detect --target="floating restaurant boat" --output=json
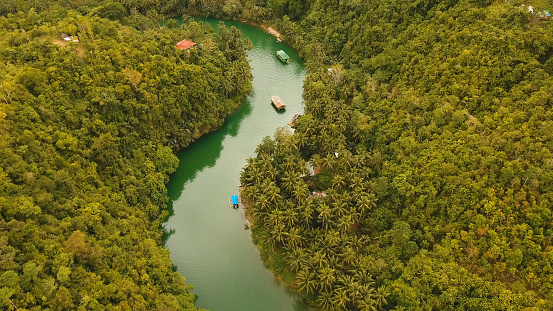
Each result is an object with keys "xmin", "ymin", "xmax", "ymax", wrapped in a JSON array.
[
  {"xmin": 230, "ymin": 195, "xmax": 239, "ymax": 209},
  {"xmin": 276, "ymin": 50, "xmax": 290, "ymax": 63},
  {"xmin": 271, "ymin": 95, "xmax": 286, "ymax": 110}
]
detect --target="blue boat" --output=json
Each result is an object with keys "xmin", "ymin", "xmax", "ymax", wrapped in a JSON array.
[{"xmin": 231, "ymin": 195, "xmax": 239, "ymax": 209}]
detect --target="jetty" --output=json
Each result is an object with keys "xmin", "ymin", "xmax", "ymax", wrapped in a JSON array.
[
  {"xmin": 271, "ymin": 95, "xmax": 286, "ymax": 110},
  {"xmin": 288, "ymin": 113, "xmax": 300, "ymax": 126}
]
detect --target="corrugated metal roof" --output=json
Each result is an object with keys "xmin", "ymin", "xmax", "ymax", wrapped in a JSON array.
[{"xmin": 176, "ymin": 39, "xmax": 197, "ymax": 50}]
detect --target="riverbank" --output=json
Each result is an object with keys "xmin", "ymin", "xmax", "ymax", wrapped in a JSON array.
[
  {"xmin": 242, "ymin": 200, "xmax": 297, "ymax": 284},
  {"xmin": 165, "ymin": 17, "xmax": 308, "ymax": 311},
  {"xmin": 240, "ymin": 189, "xmax": 299, "ymax": 287},
  {"xmin": 240, "ymin": 20, "xmax": 283, "ymax": 40}
]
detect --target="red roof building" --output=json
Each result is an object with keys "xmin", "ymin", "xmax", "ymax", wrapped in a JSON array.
[{"xmin": 176, "ymin": 39, "xmax": 197, "ymax": 50}]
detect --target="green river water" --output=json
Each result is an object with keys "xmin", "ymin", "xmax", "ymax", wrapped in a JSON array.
[{"xmin": 164, "ymin": 18, "xmax": 310, "ymax": 311}]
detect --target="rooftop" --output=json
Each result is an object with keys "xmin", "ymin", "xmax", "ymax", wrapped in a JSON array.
[{"xmin": 176, "ymin": 39, "xmax": 197, "ymax": 50}]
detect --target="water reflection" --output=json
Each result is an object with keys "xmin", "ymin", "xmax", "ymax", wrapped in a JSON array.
[{"xmin": 166, "ymin": 98, "xmax": 252, "ymax": 203}]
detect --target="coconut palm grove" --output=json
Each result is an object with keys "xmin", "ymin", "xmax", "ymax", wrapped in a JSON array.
[{"xmin": 1, "ymin": 0, "xmax": 553, "ymax": 310}]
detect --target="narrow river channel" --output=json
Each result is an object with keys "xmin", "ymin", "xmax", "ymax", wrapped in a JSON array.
[{"xmin": 164, "ymin": 18, "xmax": 309, "ymax": 311}]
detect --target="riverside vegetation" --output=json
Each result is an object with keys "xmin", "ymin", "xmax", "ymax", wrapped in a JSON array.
[
  {"xmin": 3, "ymin": 0, "xmax": 553, "ymax": 310},
  {"xmin": 0, "ymin": 3, "xmax": 252, "ymax": 310},
  {"xmin": 225, "ymin": 0, "xmax": 553, "ymax": 310}
]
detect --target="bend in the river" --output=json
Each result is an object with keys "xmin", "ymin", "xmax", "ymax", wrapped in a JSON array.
[{"xmin": 164, "ymin": 18, "xmax": 309, "ymax": 311}]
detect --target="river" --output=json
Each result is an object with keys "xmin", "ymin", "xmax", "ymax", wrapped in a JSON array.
[{"xmin": 163, "ymin": 18, "xmax": 309, "ymax": 311}]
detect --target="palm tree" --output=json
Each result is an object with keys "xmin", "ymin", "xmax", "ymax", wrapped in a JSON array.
[
  {"xmin": 317, "ymin": 203, "xmax": 332, "ymax": 230},
  {"xmin": 287, "ymin": 248, "xmax": 306, "ymax": 273},
  {"xmin": 358, "ymin": 193, "xmax": 376, "ymax": 214},
  {"xmin": 268, "ymin": 210, "xmax": 285, "ymax": 227},
  {"xmin": 341, "ymin": 245, "xmax": 357, "ymax": 267},
  {"xmin": 262, "ymin": 180, "xmax": 282, "ymax": 204},
  {"xmin": 316, "ymin": 291, "xmax": 333, "ymax": 310},
  {"xmin": 335, "ymin": 114, "xmax": 348, "ymax": 133},
  {"xmin": 271, "ymin": 223, "xmax": 288, "ymax": 245},
  {"xmin": 325, "ymin": 230, "xmax": 340, "ymax": 247},
  {"xmin": 333, "ymin": 200, "xmax": 349, "ymax": 218},
  {"xmin": 357, "ymin": 298, "xmax": 378, "ymax": 311},
  {"xmin": 354, "ymin": 268, "xmax": 375, "ymax": 288},
  {"xmin": 256, "ymin": 194, "xmax": 271, "ymax": 213},
  {"xmin": 337, "ymin": 215, "xmax": 353, "ymax": 234},
  {"xmin": 332, "ymin": 173, "xmax": 346, "ymax": 190},
  {"xmin": 331, "ymin": 287, "xmax": 350, "ymax": 310},
  {"xmin": 356, "ymin": 193, "xmax": 376, "ymax": 228},
  {"xmin": 280, "ymin": 171, "xmax": 297, "ymax": 193},
  {"xmin": 241, "ymin": 185, "xmax": 260, "ymax": 203},
  {"xmin": 292, "ymin": 182, "xmax": 309, "ymax": 204},
  {"xmin": 375, "ymin": 286, "xmax": 389, "ymax": 309},
  {"xmin": 311, "ymin": 251, "xmax": 327, "ymax": 270},
  {"xmin": 352, "ymin": 152, "xmax": 367, "ymax": 169},
  {"xmin": 259, "ymin": 154, "xmax": 277, "ymax": 179},
  {"xmin": 256, "ymin": 228, "xmax": 276, "ymax": 251},
  {"xmin": 249, "ymin": 165, "xmax": 263, "ymax": 185},
  {"xmin": 322, "ymin": 152, "xmax": 336, "ymax": 170},
  {"xmin": 287, "ymin": 227, "xmax": 303, "ymax": 250},
  {"xmin": 340, "ymin": 275, "xmax": 364, "ymax": 304},
  {"xmin": 310, "ymin": 154, "xmax": 323, "ymax": 172},
  {"xmin": 295, "ymin": 132, "xmax": 308, "ymax": 149},
  {"xmin": 319, "ymin": 266, "xmax": 336, "ymax": 290},
  {"xmin": 283, "ymin": 208, "xmax": 298, "ymax": 228},
  {"xmin": 295, "ymin": 269, "xmax": 317, "ymax": 295},
  {"xmin": 317, "ymin": 234, "xmax": 336, "ymax": 258},
  {"xmin": 300, "ymin": 202, "xmax": 314, "ymax": 227}
]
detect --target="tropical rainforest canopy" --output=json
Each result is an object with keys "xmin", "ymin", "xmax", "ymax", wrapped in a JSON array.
[
  {"xmin": 0, "ymin": 2, "xmax": 251, "ymax": 310},
  {"xmin": 2, "ymin": 0, "xmax": 553, "ymax": 310},
  {"xmin": 231, "ymin": 0, "xmax": 553, "ymax": 310}
]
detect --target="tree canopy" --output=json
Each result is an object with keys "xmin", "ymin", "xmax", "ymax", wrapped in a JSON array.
[
  {"xmin": 234, "ymin": 0, "xmax": 553, "ymax": 310},
  {"xmin": 0, "ymin": 5, "xmax": 251, "ymax": 310}
]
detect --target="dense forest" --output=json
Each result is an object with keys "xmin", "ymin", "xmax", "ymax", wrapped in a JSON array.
[
  {"xmin": 3, "ymin": 0, "xmax": 553, "ymax": 310},
  {"xmin": 0, "ymin": 3, "xmax": 252, "ymax": 310},
  {"xmin": 228, "ymin": 0, "xmax": 553, "ymax": 310}
]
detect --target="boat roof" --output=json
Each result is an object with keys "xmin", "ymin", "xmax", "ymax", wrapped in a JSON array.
[{"xmin": 277, "ymin": 50, "xmax": 290, "ymax": 59}]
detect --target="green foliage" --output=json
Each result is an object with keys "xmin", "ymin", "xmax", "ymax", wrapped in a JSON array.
[
  {"xmin": 237, "ymin": 0, "xmax": 553, "ymax": 310},
  {"xmin": 0, "ymin": 6, "xmax": 252, "ymax": 311},
  {"xmin": 92, "ymin": 1, "xmax": 128, "ymax": 21}
]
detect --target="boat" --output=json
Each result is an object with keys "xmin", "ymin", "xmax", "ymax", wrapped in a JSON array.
[
  {"xmin": 230, "ymin": 195, "xmax": 239, "ymax": 209},
  {"xmin": 271, "ymin": 95, "xmax": 286, "ymax": 110},
  {"xmin": 288, "ymin": 113, "xmax": 300, "ymax": 126},
  {"xmin": 276, "ymin": 50, "xmax": 290, "ymax": 63}
]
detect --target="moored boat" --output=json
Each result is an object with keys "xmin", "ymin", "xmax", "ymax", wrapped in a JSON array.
[
  {"xmin": 276, "ymin": 50, "xmax": 290, "ymax": 63},
  {"xmin": 271, "ymin": 95, "xmax": 286, "ymax": 110},
  {"xmin": 231, "ymin": 195, "xmax": 239, "ymax": 209}
]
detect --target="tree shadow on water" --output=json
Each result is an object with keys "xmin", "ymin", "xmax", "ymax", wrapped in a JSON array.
[
  {"xmin": 162, "ymin": 227, "xmax": 176, "ymax": 246},
  {"xmin": 162, "ymin": 98, "xmax": 253, "ymax": 240},
  {"xmin": 167, "ymin": 99, "xmax": 252, "ymax": 200}
]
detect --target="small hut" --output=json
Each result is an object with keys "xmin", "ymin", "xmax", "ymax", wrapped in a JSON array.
[
  {"xmin": 176, "ymin": 39, "xmax": 197, "ymax": 50},
  {"xmin": 61, "ymin": 33, "xmax": 79, "ymax": 42}
]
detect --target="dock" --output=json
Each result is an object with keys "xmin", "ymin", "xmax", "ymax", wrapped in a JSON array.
[
  {"xmin": 271, "ymin": 95, "xmax": 286, "ymax": 110},
  {"xmin": 288, "ymin": 113, "xmax": 300, "ymax": 126}
]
